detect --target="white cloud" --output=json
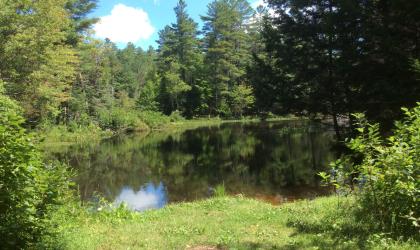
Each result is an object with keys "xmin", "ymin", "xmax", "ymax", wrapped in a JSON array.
[{"xmin": 94, "ymin": 4, "xmax": 155, "ymax": 44}]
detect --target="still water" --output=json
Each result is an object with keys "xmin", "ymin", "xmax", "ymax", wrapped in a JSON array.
[{"xmin": 47, "ymin": 120, "xmax": 336, "ymax": 211}]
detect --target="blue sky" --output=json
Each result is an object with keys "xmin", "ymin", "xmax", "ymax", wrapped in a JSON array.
[{"xmin": 91, "ymin": 0, "xmax": 265, "ymax": 49}]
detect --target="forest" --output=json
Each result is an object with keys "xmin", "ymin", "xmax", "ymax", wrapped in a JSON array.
[
  {"xmin": 0, "ymin": 0, "xmax": 419, "ymax": 249},
  {"xmin": 1, "ymin": 0, "xmax": 417, "ymax": 137}
]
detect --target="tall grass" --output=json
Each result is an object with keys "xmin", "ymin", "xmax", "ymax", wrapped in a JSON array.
[{"xmin": 214, "ymin": 183, "xmax": 226, "ymax": 197}]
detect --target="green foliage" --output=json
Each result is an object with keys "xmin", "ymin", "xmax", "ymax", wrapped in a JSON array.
[
  {"xmin": 65, "ymin": 36, "xmax": 160, "ymax": 136},
  {"xmin": 138, "ymin": 111, "xmax": 171, "ymax": 129},
  {"xmin": 160, "ymin": 60, "xmax": 192, "ymax": 111},
  {"xmin": 41, "ymin": 123, "xmax": 110, "ymax": 145},
  {"xmin": 202, "ymin": 0, "xmax": 256, "ymax": 116},
  {"xmin": 320, "ymin": 105, "xmax": 420, "ymax": 236},
  {"xmin": 64, "ymin": 0, "xmax": 98, "ymax": 45},
  {"xmin": 258, "ymin": 0, "xmax": 420, "ymax": 132},
  {"xmin": 156, "ymin": 0, "xmax": 203, "ymax": 116},
  {"xmin": 214, "ymin": 183, "xmax": 226, "ymax": 197},
  {"xmin": 229, "ymin": 84, "xmax": 255, "ymax": 118},
  {"xmin": 0, "ymin": 0, "xmax": 260, "ymax": 137},
  {"xmin": 97, "ymin": 107, "xmax": 147, "ymax": 131},
  {"xmin": 169, "ymin": 110, "xmax": 185, "ymax": 122},
  {"xmin": 0, "ymin": 0, "xmax": 77, "ymax": 123},
  {"xmin": 0, "ymin": 89, "xmax": 71, "ymax": 248},
  {"xmin": 137, "ymin": 80, "xmax": 160, "ymax": 111}
]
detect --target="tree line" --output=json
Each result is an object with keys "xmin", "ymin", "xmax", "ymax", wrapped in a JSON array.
[
  {"xmin": 0, "ymin": 0, "xmax": 260, "ymax": 135},
  {"xmin": 253, "ymin": 0, "xmax": 420, "ymax": 138},
  {"xmin": 0, "ymin": 0, "xmax": 419, "ymax": 135}
]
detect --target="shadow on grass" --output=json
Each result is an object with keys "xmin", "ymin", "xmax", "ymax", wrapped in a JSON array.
[
  {"xmin": 286, "ymin": 220, "xmax": 372, "ymax": 249},
  {"xmin": 223, "ymin": 242, "xmax": 286, "ymax": 250},
  {"xmin": 228, "ymin": 240, "xmax": 359, "ymax": 250},
  {"xmin": 280, "ymin": 198, "xmax": 377, "ymax": 249}
]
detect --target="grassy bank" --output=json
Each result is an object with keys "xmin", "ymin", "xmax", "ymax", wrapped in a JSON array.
[
  {"xmin": 39, "ymin": 118, "xmax": 223, "ymax": 148},
  {"xmin": 39, "ymin": 115, "xmax": 297, "ymax": 147},
  {"xmin": 47, "ymin": 196, "xmax": 417, "ymax": 250},
  {"xmin": 155, "ymin": 116, "xmax": 297, "ymax": 132}
]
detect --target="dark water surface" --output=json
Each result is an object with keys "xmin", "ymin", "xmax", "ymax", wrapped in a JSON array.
[{"xmin": 47, "ymin": 120, "xmax": 336, "ymax": 211}]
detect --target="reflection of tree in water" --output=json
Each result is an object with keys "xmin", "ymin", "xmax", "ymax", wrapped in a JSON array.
[{"xmin": 47, "ymin": 121, "xmax": 335, "ymax": 204}]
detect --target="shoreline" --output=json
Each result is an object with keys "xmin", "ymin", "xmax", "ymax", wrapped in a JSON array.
[{"xmin": 39, "ymin": 116, "xmax": 300, "ymax": 149}]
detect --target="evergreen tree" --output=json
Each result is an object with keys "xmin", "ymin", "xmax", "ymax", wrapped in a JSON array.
[
  {"xmin": 264, "ymin": 0, "xmax": 349, "ymax": 138},
  {"xmin": 116, "ymin": 43, "xmax": 158, "ymax": 99},
  {"xmin": 64, "ymin": 0, "xmax": 99, "ymax": 46},
  {"xmin": 173, "ymin": 0, "xmax": 205, "ymax": 117},
  {"xmin": 157, "ymin": 0, "xmax": 202, "ymax": 116},
  {"xmin": 116, "ymin": 43, "xmax": 141, "ymax": 97},
  {"xmin": 257, "ymin": 0, "xmax": 420, "ymax": 136},
  {"xmin": 352, "ymin": 0, "xmax": 420, "ymax": 128},
  {"xmin": 201, "ymin": 0, "xmax": 255, "ymax": 116},
  {"xmin": 136, "ymin": 47, "xmax": 160, "ymax": 111}
]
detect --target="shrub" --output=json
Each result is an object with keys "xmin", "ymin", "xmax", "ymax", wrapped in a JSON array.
[
  {"xmin": 229, "ymin": 84, "xmax": 255, "ymax": 118},
  {"xmin": 97, "ymin": 107, "xmax": 147, "ymax": 131},
  {"xmin": 138, "ymin": 111, "xmax": 170, "ymax": 129},
  {"xmin": 0, "ymin": 89, "xmax": 71, "ymax": 248},
  {"xmin": 214, "ymin": 183, "xmax": 226, "ymax": 197},
  {"xmin": 321, "ymin": 104, "xmax": 420, "ymax": 237},
  {"xmin": 169, "ymin": 110, "xmax": 185, "ymax": 122},
  {"xmin": 41, "ymin": 123, "xmax": 109, "ymax": 145}
]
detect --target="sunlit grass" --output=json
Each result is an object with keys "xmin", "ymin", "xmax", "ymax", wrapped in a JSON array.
[
  {"xmin": 49, "ymin": 196, "xmax": 418, "ymax": 250},
  {"xmin": 39, "ymin": 124, "xmax": 113, "ymax": 146}
]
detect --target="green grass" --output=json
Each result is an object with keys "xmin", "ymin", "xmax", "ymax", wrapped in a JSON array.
[
  {"xmin": 39, "ymin": 115, "xmax": 298, "ymax": 147},
  {"xmin": 39, "ymin": 124, "xmax": 113, "ymax": 146},
  {"xmin": 156, "ymin": 117, "xmax": 223, "ymax": 131},
  {"xmin": 48, "ymin": 196, "xmax": 418, "ymax": 250},
  {"xmin": 155, "ymin": 115, "xmax": 300, "ymax": 132}
]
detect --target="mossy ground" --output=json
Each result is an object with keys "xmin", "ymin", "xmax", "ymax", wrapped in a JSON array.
[{"xmin": 48, "ymin": 196, "xmax": 418, "ymax": 250}]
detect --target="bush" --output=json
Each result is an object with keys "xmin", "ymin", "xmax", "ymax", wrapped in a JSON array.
[
  {"xmin": 41, "ymin": 123, "xmax": 110, "ymax": 145},
  {"xmin": 321, "ymin": 104, "xmax": 420, "ymax": 237},
  {"xmin": 214, "ymin": 183, "xmax": 226, "ymax": 197},
  {"xmin": 169, "ymin": 110, "xmax": 185, "ymax": 122},
  {"xmin": 138, "ymin": 111, "xmax": 170, "ymax": 129},
  {"xmin": 0, "ymin": 89, "xmax": 71, "ymax": 248},
  {"xmin": 97, "ymin": 107, "xmax": 148, "ymax": 131}
]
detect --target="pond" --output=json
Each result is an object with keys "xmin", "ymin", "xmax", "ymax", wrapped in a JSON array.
[{"xmin": 46, "ymin": 120, "xmax": 337, "ymax": 211}]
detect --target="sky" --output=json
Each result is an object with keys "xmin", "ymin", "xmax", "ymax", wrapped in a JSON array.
[{"xmin": 91, "ymin": 0, "xmax": 266, "ymax": 49}]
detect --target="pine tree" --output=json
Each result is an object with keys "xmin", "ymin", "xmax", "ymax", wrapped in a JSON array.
[
  {"xmin": 201, "ymin": 0, "xmax": 255, "ymax": 116},
  {"xmin": 157, "ymin": 0, "xmax": 202, "ymax": 115},
  {"xmin": 259, "ymin": 0, "xmax": 420, "ymax": 135},
  {"xmin": 64, "ymin": 0, "xmax": 99, "ymax": 46}
]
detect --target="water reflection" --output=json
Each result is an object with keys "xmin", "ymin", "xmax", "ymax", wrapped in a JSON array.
[
  {"xmin": 114, "ymin": 183, "xmax": 167, "ymax": 211},
  {"xmin": 45, "ymin": 120, "xmax": 337, "ymax": 210}
]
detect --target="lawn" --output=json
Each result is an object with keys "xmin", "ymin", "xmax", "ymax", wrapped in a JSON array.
[{"xmin": 48, "ymin": 196, "xmax": 418, "ymax": 250}]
